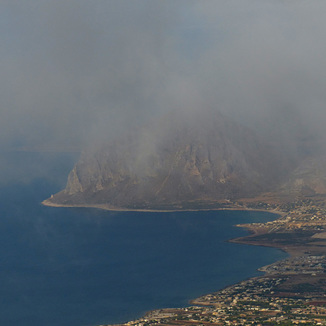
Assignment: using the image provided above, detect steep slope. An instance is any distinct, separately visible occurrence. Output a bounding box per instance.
[46,110,291,210]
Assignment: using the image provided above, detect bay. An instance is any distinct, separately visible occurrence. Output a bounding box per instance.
[0,152,287,326]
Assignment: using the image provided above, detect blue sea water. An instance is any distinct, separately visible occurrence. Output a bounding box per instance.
[0,152,287,326]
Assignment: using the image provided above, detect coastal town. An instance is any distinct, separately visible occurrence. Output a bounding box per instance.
[105,196,326,326]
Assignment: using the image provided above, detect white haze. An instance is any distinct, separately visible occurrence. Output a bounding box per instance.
[1,0,326,151]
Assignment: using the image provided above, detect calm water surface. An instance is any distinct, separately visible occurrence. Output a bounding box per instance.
[0,152,287,326]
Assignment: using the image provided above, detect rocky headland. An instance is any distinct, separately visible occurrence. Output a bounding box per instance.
[42,109,319,211]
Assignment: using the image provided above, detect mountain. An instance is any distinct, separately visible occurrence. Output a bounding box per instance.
[279,155,326,196]
[45,110,297,210]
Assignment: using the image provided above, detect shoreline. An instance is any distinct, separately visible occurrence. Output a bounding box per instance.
[44,197,326,325]
[107,207,290,326]
[41,199,284,215]
[101,198,326,325]
[43,198,295,325]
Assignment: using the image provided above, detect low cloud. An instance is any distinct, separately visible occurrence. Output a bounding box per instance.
[1,1,326,152]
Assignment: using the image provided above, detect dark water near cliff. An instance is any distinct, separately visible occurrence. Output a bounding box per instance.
[0,152,287,326]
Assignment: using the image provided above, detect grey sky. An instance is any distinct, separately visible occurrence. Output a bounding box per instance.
[1,1,326,150]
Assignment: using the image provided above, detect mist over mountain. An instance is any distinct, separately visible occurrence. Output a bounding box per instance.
[46,108,319,210]
[3,1,326,208]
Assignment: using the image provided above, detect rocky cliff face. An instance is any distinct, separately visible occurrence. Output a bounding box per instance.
[48,110,296,209]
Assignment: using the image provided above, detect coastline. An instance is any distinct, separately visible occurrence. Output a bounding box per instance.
[106,207,289,326]
[188,210,290,305]
[43,198,287,251]
[95,197,326,325]
[43,196,326,325]
[43,198,296,325]
[41,198,284,215]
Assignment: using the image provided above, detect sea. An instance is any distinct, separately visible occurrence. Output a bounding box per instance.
[0,151,288,326]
